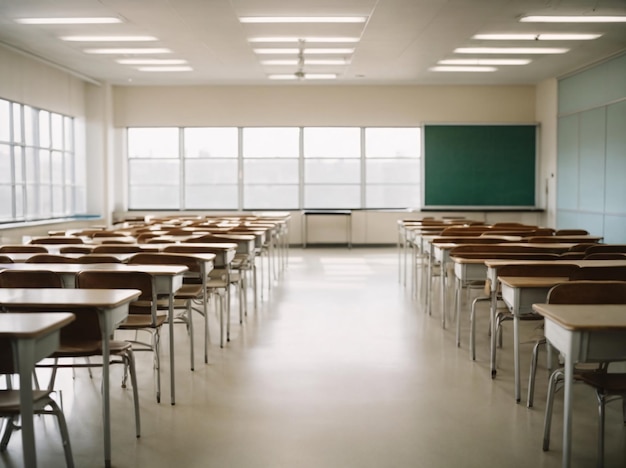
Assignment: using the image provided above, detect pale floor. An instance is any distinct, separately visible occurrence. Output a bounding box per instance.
[2,247,625,468]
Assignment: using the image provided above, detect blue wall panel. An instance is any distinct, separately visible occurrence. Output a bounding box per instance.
[578,108,606,212]
[605,100,626,214]
[556,115,579,210]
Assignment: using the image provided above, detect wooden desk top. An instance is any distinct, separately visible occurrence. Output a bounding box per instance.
[485,259,626,268]
[0,312,75,338]
[533,303,626,331]
[0,263,187,276]
[0,288,141,308]
[498,276,569,288]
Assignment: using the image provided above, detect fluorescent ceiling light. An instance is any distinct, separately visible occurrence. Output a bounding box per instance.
[117,59,187,65]
[137,66,193,72]
[439,58,531,65]
[15,17,122,24]
[240,16,367,23]
[473,33,602,40]
[254,48,354,55]
[84,48,172,54]
[261,59,349,65]
[520,15,626,23]
[429,66,497,72]
[455,47,568,54]
[249,37,360,43]
[61,36,158,42]
[268,73,337,80]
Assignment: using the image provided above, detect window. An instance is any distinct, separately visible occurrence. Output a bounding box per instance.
[0,98,82,222]
[126,126,421,210]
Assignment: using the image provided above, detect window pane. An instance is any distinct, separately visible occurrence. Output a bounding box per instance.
[51,151,63,184]
[39,150,51,184]
[23,106,34,145]
[244,159,298,184]
[39,110,50,148]
[51,113,64,150]
[243,127,299,158]
[39,185,51,215]
[184,159,237,184]
[0,186,12,219]
[64,153,74,184]
[14,147,23,184]
[305,185,360,209]
[305,159,360,183]
[244,185,299,209]
[184,127,238,158]
[128,128,179,158]
[64,116,73,151]
[12,103,22,143]
[52,186,64,215]
[0,145,11,183]
[129,160,180,185]
[185,185,238,209]
[366,160,420,184]
[24,148,36,183]
[365,128,420,158]
[24,184,37,218]
[366,185,421,208]
[0,100,9,142]
[14,185,24,218]
[130,186,180,209]
[304,127,360,158]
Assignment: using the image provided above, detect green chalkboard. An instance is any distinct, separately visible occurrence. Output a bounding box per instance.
[423,125,536,207]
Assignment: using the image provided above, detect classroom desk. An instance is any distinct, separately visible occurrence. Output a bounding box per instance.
[499,276,569,403]
[532,303,626,468]
[486,259,626,375]
[0,289,139,468]
[302,209,352,248]
[0,312,75,468]
[0,263,186,405]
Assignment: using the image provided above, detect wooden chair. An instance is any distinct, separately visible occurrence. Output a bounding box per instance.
[30,237,84,245]
[0,245,47,254]
[76,270,168,403]
[527,236,592,243]
[0,255,13,264]
[92,245,149,254]
[570,266,626,281]
[0,270,141,437]
[58,246,93,254]
[568,243,598,252]
[585,244,626,255]
[0,338,74,467]
[542,281,626,466]
[25,254,75,263]
[555,229,589,235]
[128,252,205,368]
[584,253,626,260]
[74,254,123,263]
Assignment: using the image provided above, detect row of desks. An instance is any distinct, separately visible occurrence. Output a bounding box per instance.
[400,223,625,468]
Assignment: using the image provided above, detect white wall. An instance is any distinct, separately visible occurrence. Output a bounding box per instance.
[535,79,558,229]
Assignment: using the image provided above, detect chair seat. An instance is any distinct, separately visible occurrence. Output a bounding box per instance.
[175,284,203,299]
[579,373,626,392]
[51,339,132,357]
[0,390,52,412]
[119,313,167,329]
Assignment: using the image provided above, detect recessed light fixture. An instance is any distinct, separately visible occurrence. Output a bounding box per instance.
[439,58,531,65]
[240,16,367,23]
[249,37,360,43]
[137,66,193,72]
[520,15,626,23]
[15,17,122,24]
[473,33,602,40]
[254,48,354,55]
[455,47,569,54]
[117,59,188,65]
[261,59,349,65]
[429,66,497,72]
[268,73,337,80]
[61,36,158,42]
[84,48,172,54]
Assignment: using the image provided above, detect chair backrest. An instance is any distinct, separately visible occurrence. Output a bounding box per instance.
[527,236,576,243]
[75,254,123,264]
[555,229,589,236]
[92,245,146,253]
[0,269,64,288]
[569,266,626,281]
[58,246,93,254]
[559,252,586,260]
[30,237,84,244]
[584,253,626,260]
[91,231,128,238]
[128,252,200,274]
[450,245,564,255]
[76,270,157,318]
[585,244,626,255]
[439,226,492,236]
[0,255,14,264]
[498,263,580,278]
[433,237,503,245]
[547,281,626,304]
[25,254,75,263]
[568,243,597,252]
[183,234,233,244]
[0,245,48,253]
[450,253,561,261]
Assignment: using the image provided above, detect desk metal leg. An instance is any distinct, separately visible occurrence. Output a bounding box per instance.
[490,289,498,378]
[514,314,521,403]
[16,340,37,468]
[563,354,574,468]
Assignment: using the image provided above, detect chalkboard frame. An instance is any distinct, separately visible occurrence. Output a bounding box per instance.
[422,124,537,209]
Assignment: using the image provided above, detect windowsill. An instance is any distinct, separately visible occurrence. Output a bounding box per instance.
[0,215,103,230]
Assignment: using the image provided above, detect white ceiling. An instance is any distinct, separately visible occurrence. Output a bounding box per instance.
[0,0,625,86]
